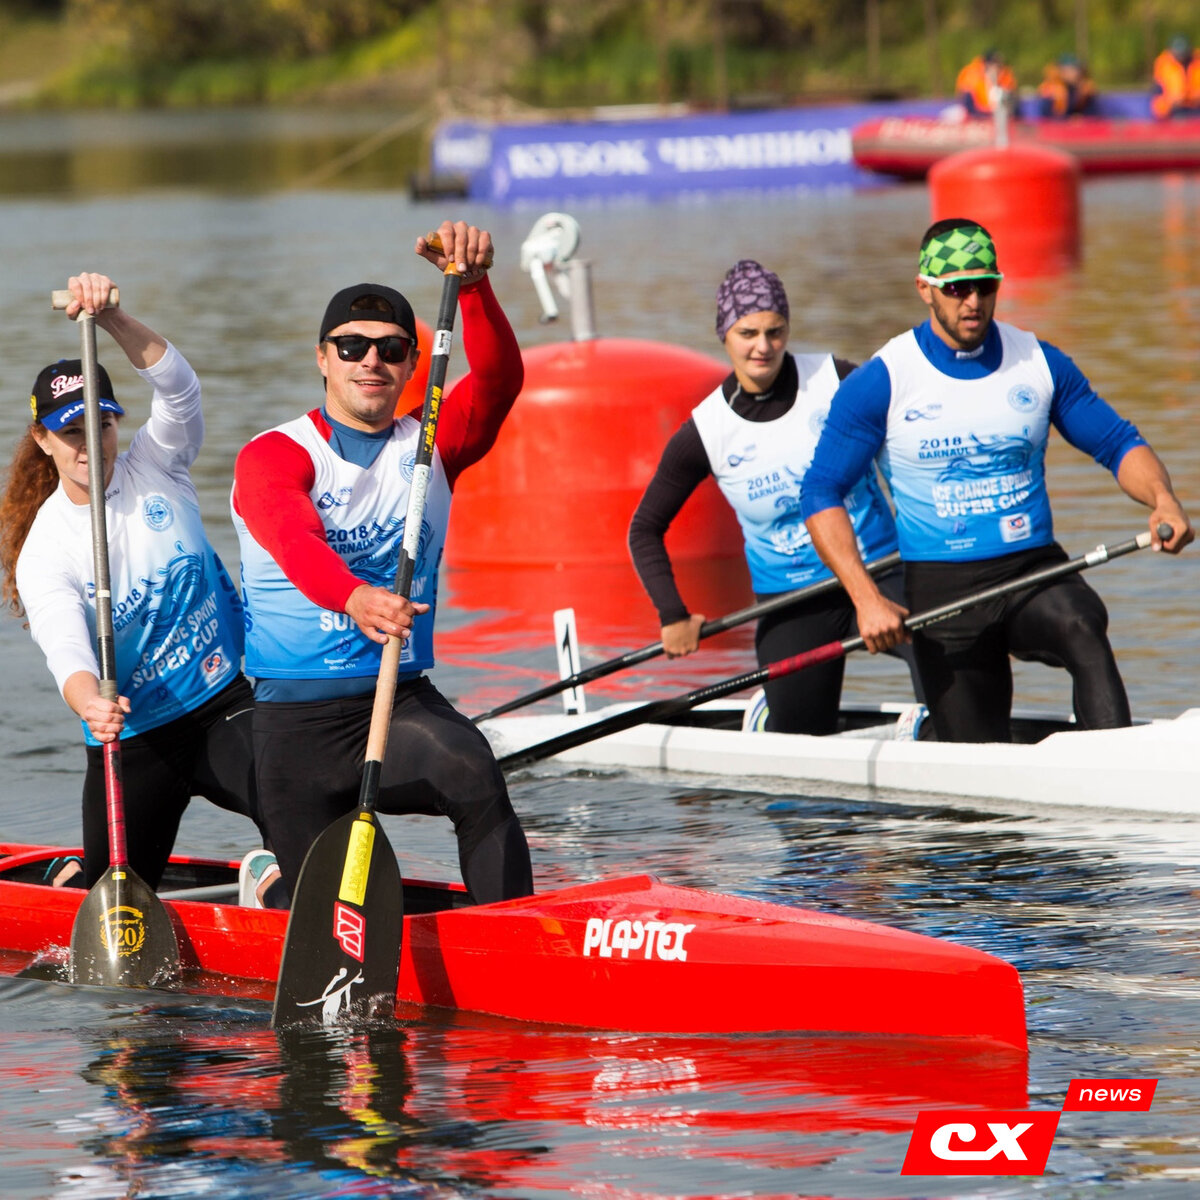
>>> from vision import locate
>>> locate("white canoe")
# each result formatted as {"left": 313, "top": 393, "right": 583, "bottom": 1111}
{"left": 482, "top": 701, "right": 1200, "bottom": 816}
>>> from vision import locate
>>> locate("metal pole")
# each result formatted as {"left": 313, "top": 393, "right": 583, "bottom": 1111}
{"left": 568, "top": 259, "right": 597, "bottom": 342}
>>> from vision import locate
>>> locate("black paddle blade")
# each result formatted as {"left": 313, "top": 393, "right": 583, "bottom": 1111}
{"left": 272, "top": 810, "right": 403, "bottom": 1029}
{"left": 68, "top": 866, "right": 180, "bottom": 987}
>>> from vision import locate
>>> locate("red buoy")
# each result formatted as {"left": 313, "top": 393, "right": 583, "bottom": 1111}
{"left": 395, "top": 318, "right": 434, "bottom": 415}
{"left": 929, "top": 144, "right": 1081, "bottom": 275}
{"left": 446, "top": 338, "right": 742, "bottom": 568}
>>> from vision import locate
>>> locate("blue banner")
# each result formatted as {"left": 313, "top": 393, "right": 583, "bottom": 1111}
{"left": 430, "top": 91, "right": 1161, "bottom": 205}
{"left": 434, "top": 101, "right": 946, "bottom": 204}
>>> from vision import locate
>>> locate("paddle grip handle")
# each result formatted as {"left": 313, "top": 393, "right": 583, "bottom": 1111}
{"left": 51, "top": 288, "right": 121, "bottom": 310}
{"left": 424, "top": 232, "right": 495, "bottom": 270}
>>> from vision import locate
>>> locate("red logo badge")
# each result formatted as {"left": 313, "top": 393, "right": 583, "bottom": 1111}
{"left": 1063, "top": 1078, "right": 1157, "bottom": 1111}
{"left": 902, "top": 1110, "right": 1061, "bottom": 1175}
{"left": 333, "top": 902, "right": 365, "bottom": 962}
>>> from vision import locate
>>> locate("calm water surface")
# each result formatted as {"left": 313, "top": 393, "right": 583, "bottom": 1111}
{"left": 0, "top": 110, "right": 1198, "bottom": 1198}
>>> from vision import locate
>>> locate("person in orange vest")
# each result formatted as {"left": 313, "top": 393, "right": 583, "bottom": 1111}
{"left": 956, "top": 49, "right": 1017, "bottom": 118}
{"left": 1151, "top": 36, "right": 1200, "bottom": 119}
{"left": 1038, "top": 54, "right": 1098, "bottom": 118}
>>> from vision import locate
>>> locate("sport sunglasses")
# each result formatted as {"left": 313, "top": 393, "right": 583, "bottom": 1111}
{"left": 919, "top": 274, "right": 1002, "bottom": 299}
{"left": 325, "top": 333, "right": 414, "bottom": 364}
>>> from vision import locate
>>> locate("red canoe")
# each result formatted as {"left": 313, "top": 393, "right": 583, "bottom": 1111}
{"left": 852, "top": 113, "right": 1200, "bottom": 179}
{"left": 0, "top": 841, "right": 1026, "bottom": 1048}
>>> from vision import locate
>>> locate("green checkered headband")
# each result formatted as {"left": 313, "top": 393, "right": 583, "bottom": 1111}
{"left": 918, "top": 222, "right": 1003, "bottom": 282}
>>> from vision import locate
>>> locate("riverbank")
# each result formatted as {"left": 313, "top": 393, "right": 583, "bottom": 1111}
{"left": 6, "top": 4, "right": 1192, "bottom": 116}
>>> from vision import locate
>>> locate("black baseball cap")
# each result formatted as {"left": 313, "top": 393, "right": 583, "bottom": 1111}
{"left": 319, "top": 283, "right": 417, "bottom": 343}
{"left": 31, "top": 359, "right": 124, "bottom": 431}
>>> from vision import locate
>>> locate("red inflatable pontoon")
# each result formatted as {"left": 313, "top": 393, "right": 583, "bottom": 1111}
{"left": 852, "top": 114, "right": 1200, "bottom": 179}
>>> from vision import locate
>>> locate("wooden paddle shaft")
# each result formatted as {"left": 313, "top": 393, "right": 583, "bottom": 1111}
{"left": 359, "top": 256, "right": 464, "bottom": 792}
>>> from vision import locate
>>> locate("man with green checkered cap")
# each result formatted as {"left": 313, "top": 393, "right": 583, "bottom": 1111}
{"left": 798, "top": 217, "right": 1192, "bottom": 743}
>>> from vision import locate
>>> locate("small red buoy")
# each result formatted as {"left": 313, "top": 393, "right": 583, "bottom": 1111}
{"left": 929, "top": 144, "right": 1081, "bottom": 275}
{"left": 446, "top": 338, "right": 743, "bottom": 568}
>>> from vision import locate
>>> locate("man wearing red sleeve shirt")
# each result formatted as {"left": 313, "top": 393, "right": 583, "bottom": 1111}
{"left": 231, "top": 219, "right": 533, "bottom": 909}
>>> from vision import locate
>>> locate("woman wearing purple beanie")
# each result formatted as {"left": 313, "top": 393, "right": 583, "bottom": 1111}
{"left": 628, "top": 259, "right": 923, "bottom": 735}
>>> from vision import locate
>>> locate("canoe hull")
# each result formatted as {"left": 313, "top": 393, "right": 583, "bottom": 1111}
{"left": 484, "top": 701, "right": 1200, "bottom": 816}
{"left": 0, "top": 842, "right": 1025, "bottom": 1049}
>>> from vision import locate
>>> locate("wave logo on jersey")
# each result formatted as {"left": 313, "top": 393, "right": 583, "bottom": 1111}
{"left": 137, "top": 545, "right": 206, "bottom": 665}
{"left": 143, "top": 494, "right": 174, "bottom": 531}
{"left": 809, "top": 408, "right": 827, "bottom": 437}
{"left": 938, "top": 434, "right": 1032, "bottom": 482}
{"left": 317, "top": 487, "right": 353, "bottom": 510}
{"left": 727, "top": 444, "right": 757, "bottom": 468}
{"left": 904, "top": 404, "right": 942, "bottom": 422}
{"left": 354, "top": 515, "right": 434, "bottom": 590}
{"left": 1007, "top": 384, "right": 1039, "bottom": 413}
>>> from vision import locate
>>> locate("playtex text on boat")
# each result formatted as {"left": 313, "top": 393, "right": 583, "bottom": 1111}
{"left": 430, "top": 90, "right": 1162, "bottom": 204}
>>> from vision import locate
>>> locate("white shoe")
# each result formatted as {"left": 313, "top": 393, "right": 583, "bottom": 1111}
{"left": 238, "top": 849, "right": 279, "bottom": 908}
{"left": 742, "top": 688, "right": 770, "bottom": 732}
{"left": 893, "top": 704, "right": 929, "bottom": 741}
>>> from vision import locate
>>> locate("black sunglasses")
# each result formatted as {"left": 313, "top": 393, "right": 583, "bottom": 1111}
{"left": 924, "top": 276, "right": 1002, "bottom": 300}
{"left": 325, "top": 333, "right": 414, "bottom": 364}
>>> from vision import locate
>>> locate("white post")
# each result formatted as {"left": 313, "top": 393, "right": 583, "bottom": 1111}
{"left": 568, "top": 259, "right": 597, "bottom": 342}
{"left": 991, "top": 85, "right": 1010, "bottom": 148}
{"left": 553, "top": 608, "right": 587, "bottom": 714}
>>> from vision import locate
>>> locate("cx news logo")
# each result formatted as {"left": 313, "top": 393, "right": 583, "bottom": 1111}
{"left": 902, "top": 1078, "right": 1157, "bottom": 1176}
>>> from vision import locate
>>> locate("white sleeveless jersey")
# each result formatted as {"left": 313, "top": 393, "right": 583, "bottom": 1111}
{"left": 692, "top": 353, "right": 898, "bottom": 593}
{"left": 234, "top": 411, "right": 451, "bottom": 681}
{"left": 876, "top": 321, "right": 1056, "bottom": 561}
{"left": 16, "top": 347, "right": 242, "bottom": 743}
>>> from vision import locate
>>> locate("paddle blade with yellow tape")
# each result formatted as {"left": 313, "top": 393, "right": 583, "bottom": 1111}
{"left": 271, "top": 808, "right": 403, "bottom": 1028}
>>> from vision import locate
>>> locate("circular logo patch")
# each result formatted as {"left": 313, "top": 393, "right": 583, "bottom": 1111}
{"left": 143, "top": 494, "right": 174, "bottom": 531}
{"left": 1007, "top": 385, "right": 1039, "bottom": 413}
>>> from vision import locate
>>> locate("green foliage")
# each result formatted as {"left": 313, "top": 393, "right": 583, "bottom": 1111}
{"left": 64, "top": 0, "right": 426, "bottom": 65}
{"left": 21, "top": 0, "right": 1200, "bottom": 110}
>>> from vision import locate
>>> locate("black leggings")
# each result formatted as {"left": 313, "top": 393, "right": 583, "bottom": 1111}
{"left": 253, "top": 676, "right": 533, "bottom": 907}
{"left": 81, "top": 674, "right": 262, "bottom": 889}
{"left": 754, "top": 569, "right": 925, "bottom": 735}
{"left": 905, "top": 544, "right": 1130, "bottom": 743}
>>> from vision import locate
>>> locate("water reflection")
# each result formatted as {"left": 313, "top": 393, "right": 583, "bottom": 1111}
{"left": 55, "top": 1002, "right": 1027, "bottom": 1199}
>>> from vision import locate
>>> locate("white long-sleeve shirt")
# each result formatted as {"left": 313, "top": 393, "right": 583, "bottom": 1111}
{"left": 16, "top": 343, "right": 244, "bottom": 744}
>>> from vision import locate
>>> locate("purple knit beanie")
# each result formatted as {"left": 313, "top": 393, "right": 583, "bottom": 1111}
{"left": 715, "top": 259, "right": 789, "bottom": 341}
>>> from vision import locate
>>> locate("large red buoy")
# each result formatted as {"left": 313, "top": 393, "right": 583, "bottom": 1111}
{"left": 446, "top": 337, "right": 741, "bottom": 568}
{"left": 929, "top": 144, "right": 1081, "bottom": 275}
{"left": 395, "top": 318, "right": 434, "bottom": 415}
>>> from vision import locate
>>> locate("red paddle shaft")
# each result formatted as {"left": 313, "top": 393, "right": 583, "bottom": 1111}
{"left": 498, "top": 526, "right": 1167, "bottom": 771}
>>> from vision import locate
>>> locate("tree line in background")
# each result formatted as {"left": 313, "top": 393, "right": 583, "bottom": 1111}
{"left": 18, "top": 0, "right": 1200, "bottom": 107}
